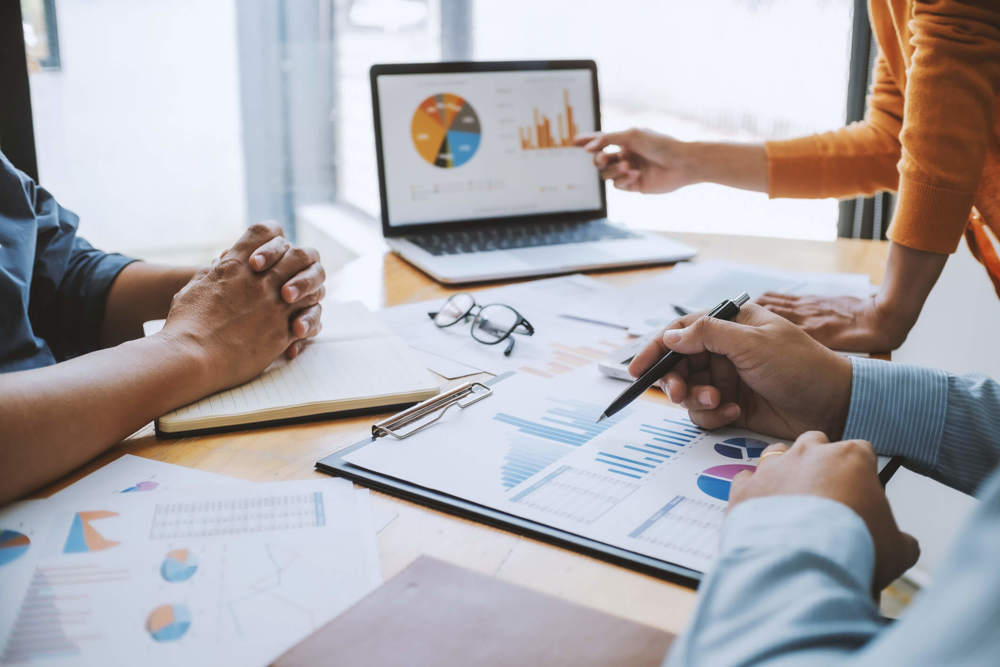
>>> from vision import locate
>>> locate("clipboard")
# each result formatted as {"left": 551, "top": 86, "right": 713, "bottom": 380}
{"left": 315, "top": 380, "right": 903, "bottom": 589}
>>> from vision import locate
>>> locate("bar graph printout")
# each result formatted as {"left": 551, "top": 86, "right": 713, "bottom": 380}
{"left": 345, "top": 368, "right": 783, "bottom": 573}
{"left": 0, "top": 480, "right": 380, "bottom": 666}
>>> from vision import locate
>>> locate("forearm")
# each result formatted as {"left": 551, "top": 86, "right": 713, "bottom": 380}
{"left": 681, "top": 142, "right": 768, "bottom": 193}
{"left": 0, "top": 332, "right": 211, "bottom": 503}
{"left": 100, "top": 262, "right": 198, "bottom": 347}
{"left": 871, "top": 241, "right": 947, "bottom": 347}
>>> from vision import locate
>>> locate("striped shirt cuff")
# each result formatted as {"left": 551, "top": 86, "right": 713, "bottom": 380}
{"left": 842, "top": 357, "right": 948, "bottom": 470}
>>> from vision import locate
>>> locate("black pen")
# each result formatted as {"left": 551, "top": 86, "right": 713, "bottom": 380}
{"left": 597, "top": 292, "right": 750, "bottom": 422}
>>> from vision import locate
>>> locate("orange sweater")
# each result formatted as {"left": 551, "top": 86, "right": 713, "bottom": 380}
{"left": 765, "top": 0, "right": 1000, "bottom": 292}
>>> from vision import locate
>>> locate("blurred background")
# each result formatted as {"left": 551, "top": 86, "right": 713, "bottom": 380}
{"left": 21, "top": 0, "right": 852, "bottom": 264}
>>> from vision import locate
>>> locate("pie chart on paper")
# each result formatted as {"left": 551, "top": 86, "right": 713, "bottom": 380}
{"left": 0, "top": 530, "right": 30, "bottom": 567}
{"left": 411, "top": 93, "right": 482, "bottom": 168}
{"left": 146, "top": 604, "right": 191, "bottom": 642}
{"left": 160, "top": 548, "right": 199, "bottom": 582}
{"left": 697, "top": 464, "right": 756, "bottom": 501}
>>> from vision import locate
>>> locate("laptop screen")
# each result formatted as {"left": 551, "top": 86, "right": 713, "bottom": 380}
{"left": 373, "top": 66, "right": 603, "bottom": 229}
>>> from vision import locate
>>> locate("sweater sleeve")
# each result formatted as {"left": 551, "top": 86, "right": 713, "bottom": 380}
{"left": 765, "top": 53, "right": 903, "bottom": 199}
{"left": 887, "top": 0, "right": 1000, "bottom": 254}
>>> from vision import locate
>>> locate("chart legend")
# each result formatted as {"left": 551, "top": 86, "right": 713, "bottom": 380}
{"left": 411, "top": 93, "right": 481, "bottom": 168}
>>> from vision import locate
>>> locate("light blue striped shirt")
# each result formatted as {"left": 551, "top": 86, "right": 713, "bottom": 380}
{"left": 666, "top": 357, "right": 1000, "bottom": 666}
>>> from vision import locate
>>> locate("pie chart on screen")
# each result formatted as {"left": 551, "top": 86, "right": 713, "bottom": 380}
{"left": 714, "top": 437, "right": 769, "bottom": 461}
{"left": 0, "top": 530, "right": 30, "bottom": 567}
{"left": 697, "top": 464, "right": 756, "bottom": 501}
{"left": 411, "top": 93, "right": 481, "bottom": 168}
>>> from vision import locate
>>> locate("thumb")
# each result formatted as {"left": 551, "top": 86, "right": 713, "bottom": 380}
{"left": 899, "top": 531, "right": 921, "bottom": 571}
{"left": 660, "top": 315, "right": 754, "bottom": 358}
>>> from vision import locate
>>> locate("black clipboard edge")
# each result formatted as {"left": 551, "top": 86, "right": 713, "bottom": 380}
{"left": 317, "top": 439, "right": 702, "bottom": 589}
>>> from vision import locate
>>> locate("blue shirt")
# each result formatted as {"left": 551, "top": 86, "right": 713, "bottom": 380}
{"left": 667, "top": 357, "right": 1000, "bottom": 666}
{"left": 0, "top": 152, "right": 134, "bottom": 373}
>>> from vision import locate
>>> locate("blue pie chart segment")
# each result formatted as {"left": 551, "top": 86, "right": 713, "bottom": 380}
{"left": 160, "top": 548, "right": 198, "bottom": 582}
{"left": 0, "top": 530, "right": 30, "bottom": 567}
{"left": 697, "top": 464, "right": 756, "bottom": 501}
{"left": 714, "top": 437, "right": 770, "bottom": 460}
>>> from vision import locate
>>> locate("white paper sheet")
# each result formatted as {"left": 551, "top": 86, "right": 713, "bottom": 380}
{"left": 379, "top": 274, "right": 633, "bottom": 377}
{"left": 0, "top": 479, "right": 380, "bottom": 666}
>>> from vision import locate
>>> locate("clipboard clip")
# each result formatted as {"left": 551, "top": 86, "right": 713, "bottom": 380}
{"left": 372, "top": 381, "right": 493, "bottom": 440}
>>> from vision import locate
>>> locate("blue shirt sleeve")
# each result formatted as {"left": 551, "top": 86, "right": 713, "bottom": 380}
{"left": 844, "top": 357, "right": 1000, "bottom": 495}
{"left": 0, "top": 151, "right": 135, "bottom": 370}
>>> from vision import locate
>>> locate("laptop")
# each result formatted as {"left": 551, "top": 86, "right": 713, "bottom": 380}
{"left": 370, "top": 60, "right": 697, "bottom": 284}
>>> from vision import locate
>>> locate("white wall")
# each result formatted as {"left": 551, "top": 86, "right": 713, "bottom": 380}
{"left": 28, "top": 0, "right": 246, "bottom": 258}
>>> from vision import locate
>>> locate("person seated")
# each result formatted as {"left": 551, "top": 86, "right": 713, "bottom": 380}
{"left": 0, "top": 151, "right": 325, "bottom": 504}
{"left": 577, "top": 1, "right": 1000, "bottom": 353}
{"left": 626, "top": 305, "right": 1000, "bottom": 665}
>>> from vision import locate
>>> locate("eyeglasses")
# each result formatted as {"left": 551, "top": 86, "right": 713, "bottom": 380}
{"left": 427, "top": 293, "right": 535, "bottom": 356}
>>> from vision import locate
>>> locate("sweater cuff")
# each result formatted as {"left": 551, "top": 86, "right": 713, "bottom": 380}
{"left": 765, "top": 136, "right": 825, "bottom": 199}
{"left": 886, "top": 175, "right": 974, "bottom": 253}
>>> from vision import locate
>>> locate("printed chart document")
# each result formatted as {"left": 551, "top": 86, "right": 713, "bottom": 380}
{"left": 0, "top": 479, "right": 381, "bottom": 666}
{"left": 147, "top": 301, "right": 440, "bottom": 434}
{"left": 345, "top": 368, "right": 785, "bottom": 574}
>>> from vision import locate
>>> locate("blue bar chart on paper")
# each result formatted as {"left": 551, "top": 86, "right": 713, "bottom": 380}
{"left": 596, "top": 416, "right": 705, "bottom": 479}
{"left": 495, "top": 398, "right": 631, "bottom": 490}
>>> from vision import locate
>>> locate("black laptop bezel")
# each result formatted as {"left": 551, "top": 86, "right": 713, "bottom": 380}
{"left": 370, "top": 59, "right": 606, "bottom": 239}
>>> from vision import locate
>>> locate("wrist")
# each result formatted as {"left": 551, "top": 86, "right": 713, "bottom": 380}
{"left": 821, "top": 353, "right": 853, "bottom": 439}
{"left": 151, "top": 327, "right": 219, "bottom": 396}
{"left": 683, "top": 142, "right": 768, "bottom": 192}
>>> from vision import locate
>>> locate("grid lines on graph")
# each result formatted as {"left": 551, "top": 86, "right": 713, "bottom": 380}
{"left": 509, "top": 465, "right": 639, "bottom": 524}
{"left": 596, "top": 416, "right": 704, "bottom": 479}
{"left": 149, "top": 492, "right": 326, "bottom": 540}
{"left": 629, "top": 495, "right": 724, "bottom": 564}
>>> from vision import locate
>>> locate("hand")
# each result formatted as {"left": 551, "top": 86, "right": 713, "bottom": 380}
{"left": 628, "top": 303, "right": 852, "bottom": 440}
{"left": 729, "top": 433, "right": 920, "bottom": 592}
{"left": 574, "top": 129, "right": 695, "bottom": 193}
{"left": 160, "top": 223, "right": 324, "bottom": 392}
{"left": 240, "top": 223, "right": 327, "bottom": 359}
{"left": 756, "top": 293, "right": 905, "bottom": 353}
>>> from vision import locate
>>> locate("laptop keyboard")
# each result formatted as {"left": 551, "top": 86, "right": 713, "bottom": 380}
{"left": 406, "top": 219, "right": 639, "bottom": 256}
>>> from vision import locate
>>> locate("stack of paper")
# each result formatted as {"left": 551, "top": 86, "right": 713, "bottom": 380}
{"left": 0, "top": 456, "right": 391, "bottom": 666}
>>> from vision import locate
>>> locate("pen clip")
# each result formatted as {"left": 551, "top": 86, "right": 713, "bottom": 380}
{"left": 372, "top": 381, "right": 493, "bottom": 440}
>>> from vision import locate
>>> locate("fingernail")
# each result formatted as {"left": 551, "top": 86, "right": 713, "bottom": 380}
{"left": 285, "top": 286, "right": 299, "bottom": 302}
{"left": 724, "top": 404, "right": 740, "bottom": 419}
{"left": 251, "top": 254, "right": 264, "bottom": 270}
{"left": 698, "top": 390, "right": 712, "bottom": 407}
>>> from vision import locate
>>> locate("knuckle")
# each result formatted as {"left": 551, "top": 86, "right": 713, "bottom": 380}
{"left": 248, "top": 222, "right": 276, "bottom": 238}
{"left": 288, "top": 246, "right": 310, "bottom": 263}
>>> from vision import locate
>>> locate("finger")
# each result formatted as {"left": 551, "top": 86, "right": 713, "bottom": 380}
{"left": 614, "top": 172, "right": 640, "bottom": 190}
{"left": 267, "top": 246, "right": 320, "bottom": 284}
{"left": 661, "top": 370, "right": 690, "bottom": 403}
{"left": 757, "top": 441, "right": 791, "bottom": 464}
{"left": 681, "top": 384, "right": 722, "bottom": 410}
{"left": 594, "top": 151, "right": 622, "bottom": 169}
{"left": 758, "top": 292, "right": 802, "bottom": 305}
{"left": 226, "top": 221, "right": 285, "bottom": 262}
{"left": 284, "top": 339, "right": 306, "bottom": 360}
{"left": 841, "top": 438, "right": 879, "bottom": 470}
{"left": 249, "top": 235, "right": 291, "bottom": 271}
{"left": 727, "top": 468, "right": 755, "bottom": 508}
{"left": 899, "top": 531, "right": 921, "bottom": 571}
{"left": 290, "top": 303, "right": 323, "bottom": 339}
{"left": 659, "top": 315, "right": 758, "bottom": 358}
{"left": 281, "top": 262, "right": 327, "bottom": 304}
{"left": 793, "top": 430, "right": 830, "bottom": 448}
{"left": 687, "top": 402, "right": 741, "bottom": 430}
{"left": 759, "top": 303, "right": 805, "bottom": 325}
{"left": 577, "top": 130, "right": 631, "bottom": 153}
{"left": 602, "top": 160, "right": 633, "bottom": 181}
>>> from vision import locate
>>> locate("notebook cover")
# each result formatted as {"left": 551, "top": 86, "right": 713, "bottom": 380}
{"left": 270, "top": 555, "right": 673, "bottom": 667}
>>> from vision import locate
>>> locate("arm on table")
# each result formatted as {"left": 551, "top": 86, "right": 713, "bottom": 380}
{"left": 99, "top": 262, "right": 197, "bottom": 347}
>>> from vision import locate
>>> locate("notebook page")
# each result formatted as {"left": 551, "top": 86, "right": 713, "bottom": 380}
{"left": 162, "top": 336, "right": 437, "bottom": 421}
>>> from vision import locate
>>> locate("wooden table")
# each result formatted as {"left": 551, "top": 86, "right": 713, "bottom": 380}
{"left": 38, "top": 232, "right": 889, "bottom": 635}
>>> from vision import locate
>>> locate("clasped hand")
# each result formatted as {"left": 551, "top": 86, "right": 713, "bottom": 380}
{"left": 161, "top": 222, "right": 326, "bottom": 393}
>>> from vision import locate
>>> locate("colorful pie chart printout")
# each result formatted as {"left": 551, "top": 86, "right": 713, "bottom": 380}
{"left": 411, "top": 93, "right": 481, "bottom": 168}
{"left": 160, "top": 548, "right": 199, "bottom": 583}
{"left": 697, "top": 464, "right": 756, "bottom": 502}
{"left": 146, "top": 604, "right": 191, "bottom": 642}
{"left": 714, "top": 437, "right": 769, "bottom": 461}
{"left": 0, "top": 530, "right": 30, "bottom": 567}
